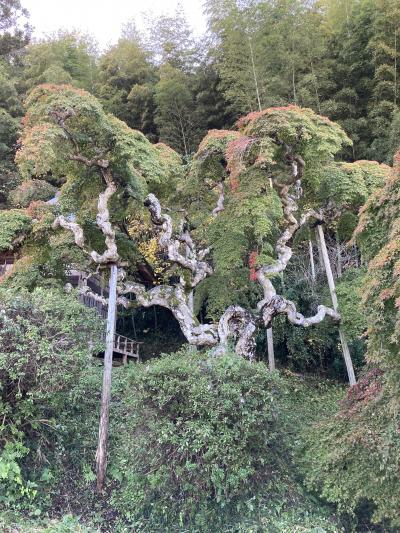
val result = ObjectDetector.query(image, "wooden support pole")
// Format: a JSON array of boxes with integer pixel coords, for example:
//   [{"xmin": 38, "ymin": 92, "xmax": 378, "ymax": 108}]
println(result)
[
  {"xmin": 266, "ymin": 171, "xmax": 275, "ymax": 372},
  {"xmin": 96, "ymin": 263, "xmax": 118, "ymax": 492},
  {"xmin": 316, "ymin": 225, "xmax": 356, "ymax": 386},
  {"xmin": 336, "ymin": 236, "xmax": 342, "ymax": 279},
  {"xmin": 267, "ymin": 326, "xmax": 275, "ymax": 371},
  {"xmin": 308, "ymin": 239, "xmax": 316, "ymax": 282}
]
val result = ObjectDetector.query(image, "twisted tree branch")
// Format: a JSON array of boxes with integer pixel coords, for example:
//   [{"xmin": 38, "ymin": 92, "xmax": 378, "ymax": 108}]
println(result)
[
  {"xmin": 91, "ymin": 169, "xmax": 119, "ymax": 264},
  {"xmin": 212, "ymin": 182, "xmax": 225, "ymax": 216},
  {"xmin": 255, "ymin": 137, "xmax": 339, "ymax": 327},
  {"xmin": 118, "ymin": 281, "xmax": 218, "ymax": 346},
  {"xmin": 144, "ymin": 193, "xmax": 212, "ymax": 288}
]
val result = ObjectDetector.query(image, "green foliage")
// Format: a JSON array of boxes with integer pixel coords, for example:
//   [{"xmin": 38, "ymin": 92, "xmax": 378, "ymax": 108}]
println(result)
[
  {"xmin": 335, "ymin": 268, "xmax": 367, "ymax": 341},
  {"xmin": 187, "ymin": 105, "xmax": 349, "ymax": 317},
  {"xmin": 302, "ymin": 152, "xmax": 400, "ymax": 530},
  {"xmin": 109, "ymin": 349, "xmax": 285, "ymax": 529},
  {"xmin": 97, "ymin": 36, "xmax": 156, "ymax": 137},
  {"xmin": 0, "ymin": 208, "xmax": 31, "ymax": 251},
  {"xmin": 354, "ymin": 151, "xmax": 400, "ymax": 371},
  {"xmin": 205, "ymin": 0, "xmax": 400, "ymax": 163},
  {"xmin": 237, "ymin": 106, "xmax": 351, "ymax": 178},
  {"xmin": 273, "ymin": 312, "xmax": 343, "ymax": 375},
  {"xmin": 0, "ymin": 64, "xmax": 21, "ymax": 206},
  {"xmin": 302, "ymin": 370, "xmax": 400, "ymax": 528},
  {"xmin": 22, "ymin": 31, "xmax": 98, "ymax": 92},
  {"xmin": 0, "ymin": 442, "xmax": 37, "ymax": 507},
  {"xmin": 8, "ymin": 179, "xmax": 57, "ymax": 207},
  {"xmin": 145, "ymin": 6, "xmax": 199, "ymax": 72},
  {"xmin": 154, "ymin": 64, "xmax": 204, "ymax": 156},
  {"xmin": 0, "ymin": 512, "xmax": 98, "ymax": 532},
  {"xmin": 0, "ymin": 0, "xmax": 31, "ymax": 61},
  {"xmin": 0, "ymin": 287, "xmax": 103, "ymax": 508},
  {"xmin": 314, "ymin": 160, "xmax": 389, "ymax": 214},
  {"xmin": 14, "ymin": 83, "xmax": 183, "ymax": 275},
  {"xmin": 0, "ymin": 107, "xmax": 17, "ymax": 156},
  {"xmin": 17, "ymin": 84, "xmax": 181, "ymax": 198}
]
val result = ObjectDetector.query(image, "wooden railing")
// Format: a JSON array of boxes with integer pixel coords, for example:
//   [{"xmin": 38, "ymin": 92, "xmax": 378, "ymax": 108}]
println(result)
[
  {"xmin": 114, "ymin": 334, "xmax": 142, "ymax": 359},
  {"xmin": 100, "ymin": 331, "xmax": 143, "ymax": 364},
  {"xmin": 70, "ymin": 270, "xmax": 142, "ymax": 364}
]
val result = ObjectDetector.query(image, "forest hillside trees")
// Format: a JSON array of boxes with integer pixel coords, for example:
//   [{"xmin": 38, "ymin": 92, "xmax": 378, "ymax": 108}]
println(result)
[{"xmin": 0, "ymin": 1, "xmax": 398, "ymax": 167}]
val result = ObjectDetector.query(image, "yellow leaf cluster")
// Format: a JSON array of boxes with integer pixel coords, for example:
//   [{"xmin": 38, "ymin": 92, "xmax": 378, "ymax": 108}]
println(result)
[{"xmin": 138, "ymin": 237, "xmax": 164, "ymax": 281}]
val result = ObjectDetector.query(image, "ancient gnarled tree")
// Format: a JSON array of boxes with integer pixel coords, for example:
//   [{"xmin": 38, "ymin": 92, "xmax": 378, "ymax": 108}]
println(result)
[
  {"xmin": 16, "ymin": 89, "xmax": 356, "ymax": 362},
  {"xmin": 117, "ymin": 107, "xmax": 352, "ymax": 361},
  {"xmin": 15, "ymin": 84, "xmax": 184, "ymax": 492},
  {"xmin": 16, "ymin": 87, "xmax": 360, "ymax": 486}
]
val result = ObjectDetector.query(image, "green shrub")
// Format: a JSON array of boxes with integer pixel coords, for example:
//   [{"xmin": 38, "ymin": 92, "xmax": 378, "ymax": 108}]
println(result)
[
  {"xmin": 0, "ymin": 287, "xmax": 104, "ymax": 509},
  {"xmin": 8, "ymin": 179, "xmax": 57, "ymax": 208},
  {"xmin": 109, "ymin": 349, "xmax": 285, "ymax": 530},
  {"xmin": 0, "ymin": 209, "xmax": 32, "ymax": 252},
  {"xmin": 0, "ymin": 512, "xmax": 98, "ymax": 532},
  {"xmin": 302, "ymin": 369, "xmax": 400, "ymax": 528}
]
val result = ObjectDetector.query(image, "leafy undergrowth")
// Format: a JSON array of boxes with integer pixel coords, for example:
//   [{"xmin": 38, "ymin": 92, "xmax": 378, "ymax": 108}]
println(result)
[
  {"xmin": 0, "ymin": 345, "xmax": 350, "ymax": 532},
  {"xmin": 0, "ymin": 512, "xmax": 97, "ymax": 532}
]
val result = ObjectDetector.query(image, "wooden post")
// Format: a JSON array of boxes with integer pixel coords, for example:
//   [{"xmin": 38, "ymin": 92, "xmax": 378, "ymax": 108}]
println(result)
[
  {"xmin": 336, "ymin": 236, "xmax": 342, "ymax": 279},
  {"xmin": 96, "ymin": 263, "xmax": 118, "ymax": 492},
  {"xmin": 316, "ymin": 228, "xmax": 324, "ymax": 267},
  {"xmin": 267, "ymin": 326, "xmax": 275, "ymax": 371},
  {"xmin": 131, "ymin": 314, "xmax": 137, "ymax": 340},
  {"xmin": 308, "ymin": 239, "xmax": 316, "ymax": 282},
  {"xmin": 266, "ymin": 172, "xmax": 275, "ymax": 371},
  {"xmin": 316, "ymin": 225, "xmax": 356, "ymax": 386}
]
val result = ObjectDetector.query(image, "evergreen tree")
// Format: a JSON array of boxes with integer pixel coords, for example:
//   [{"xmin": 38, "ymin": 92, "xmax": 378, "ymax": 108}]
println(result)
[
  {"xmin": 193, "ymin": 57, "xmax": 234, "ymax": 130},
  {"xmin": 0, "ymin": 64, "xmax": 22, "ymax": 207},
  {"xmin": 318, "ymin": 0, "xmax": 376, "ymax": 160},
  {"xmin": 154, "ymin": 64, "xmax": 203, "ymax": 157},
  {"xmin": 205, "ymin": 0, "xmax": 265, "ymax": 114},
  {"xmin": 144, "ymin": 4, "xmax": 199, "ymax": 72},
  {"xmin": 368, "ymin": 0, "xmax": 400, "ymax": 161}
]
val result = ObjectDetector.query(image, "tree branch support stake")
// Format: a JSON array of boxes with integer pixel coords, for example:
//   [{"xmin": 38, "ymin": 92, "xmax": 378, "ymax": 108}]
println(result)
[
  {"xmin": 96, "ymin": 263, "xmax": 118, "ymax": 492},
  {"xmin": 316, "ymin": 225, "xmax": 356, "ymax": 386}
]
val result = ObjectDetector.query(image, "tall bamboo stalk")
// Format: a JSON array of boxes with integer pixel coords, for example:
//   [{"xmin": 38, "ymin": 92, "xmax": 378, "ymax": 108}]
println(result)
[{"xmin": 248, "ymin": 36, "xmax": 262, "ymax": 112}]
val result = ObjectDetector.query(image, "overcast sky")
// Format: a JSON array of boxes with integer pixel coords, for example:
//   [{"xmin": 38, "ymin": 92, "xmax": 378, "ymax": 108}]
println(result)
[{"xmin": 22, "ymin": 0, "xmax": 207, "ymax": 49}]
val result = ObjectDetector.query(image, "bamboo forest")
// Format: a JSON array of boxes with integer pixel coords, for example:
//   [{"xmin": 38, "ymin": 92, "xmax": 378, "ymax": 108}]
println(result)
[{"xmin": 0, "ymin": 0, "xmax": 400, "ymax": 531}]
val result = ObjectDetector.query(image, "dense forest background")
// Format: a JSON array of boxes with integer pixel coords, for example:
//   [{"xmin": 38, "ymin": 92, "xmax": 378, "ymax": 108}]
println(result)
[
  {"xmin": 1, "ymin": 1, "xmax": 400, "ymax": 532},
  {"xmin": 1, "ymin": 0, "xmax": 400, "ymax": 175}
]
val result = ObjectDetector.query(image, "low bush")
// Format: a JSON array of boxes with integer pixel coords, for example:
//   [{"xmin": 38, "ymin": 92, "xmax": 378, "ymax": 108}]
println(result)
[
  {"xmin": 302, "ymin": 369, "xmax": 400, "ymax": 529},
  {"xmin": 108, "ymin": 348, "xmax": 286, "ymax": 530},
  {"xmin": 0, "ymin": 511, "xmax": 98, "ymax": 532},
  {"xmin": 0, "ymin": 287, "xmax": 103, "ymax": 510}
]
